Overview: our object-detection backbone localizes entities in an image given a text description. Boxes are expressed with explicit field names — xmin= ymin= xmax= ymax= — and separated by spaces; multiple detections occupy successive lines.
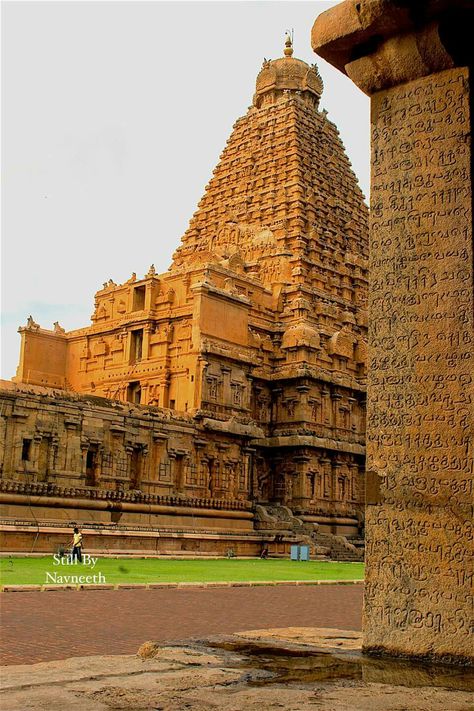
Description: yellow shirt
xmin=73 ymin=532 xmax=83 ymax=547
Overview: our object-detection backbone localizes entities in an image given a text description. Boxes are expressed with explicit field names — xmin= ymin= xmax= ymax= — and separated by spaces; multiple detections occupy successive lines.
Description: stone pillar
xmin=292 ymin=453 xmax=311 ymax=510
xmin=80 ymin=442 xmax=89 ymax=477
xmin=313 ymin=0 xmax=473 ymax=664
xmin=143 ymin=326 xmax=154 ymax=361
xmin=296 ymin=384 xmax=310 ymax=421
xmin=331 ymin=460 xmax=343 ymax=503
xmin=241 ymin=447 xmax=253 ymax=498
xmin=193 ymin=438 xmax=207 ymax=493
xmin=209 ymin=457 xmax=218 ymax=498
xmin=141 ymin=445 xmax=149 ymax=488
xmin=348 ymin=462 xmax=359 ymax=503
xmin=319 ymin=457 xmax=332 ymax=500
xmin=243 ymin=446 xmax=256 ymax=500
xmin=320 ymin=387 xmax=330 ymax=425
xmin=221 ymin=366 xmax=232 ymax=406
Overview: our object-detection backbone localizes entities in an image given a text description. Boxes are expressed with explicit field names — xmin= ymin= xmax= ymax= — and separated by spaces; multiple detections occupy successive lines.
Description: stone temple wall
xmin=0 ymin=380 xmax=364 ymax=555
xmin=0 ymin=382 xmax=260 ymax=555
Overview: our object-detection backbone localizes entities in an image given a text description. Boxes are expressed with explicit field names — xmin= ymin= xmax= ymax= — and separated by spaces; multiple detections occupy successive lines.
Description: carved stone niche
xmin=231 ymin=382 xmax=244 ymax=406
xmin=283 ymin=398 xmax=296 ymax=418
xmin=206 ymin=376 xmax=219 ymax=401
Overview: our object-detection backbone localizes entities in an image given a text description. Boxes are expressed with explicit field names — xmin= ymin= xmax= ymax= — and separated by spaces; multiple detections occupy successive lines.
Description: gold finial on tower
xmin=284 ymin=30 xmax=294 ymax=57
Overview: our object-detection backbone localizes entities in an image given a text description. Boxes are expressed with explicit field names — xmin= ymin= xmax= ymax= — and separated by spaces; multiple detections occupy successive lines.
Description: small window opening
xmin=85 ymin=447 xmax=98 ymax=487
xmin=21 ymin=439 xmax=32 ymax=461
xmin=169 ymin=399 xmax=176 ymax=410
xmin=127 ymin=381 xmax=141 ymax=404
xmin=132 ymin=285 xmax=146 ymax=311
xmin=129 ymin=447 xmax=142 ymax=489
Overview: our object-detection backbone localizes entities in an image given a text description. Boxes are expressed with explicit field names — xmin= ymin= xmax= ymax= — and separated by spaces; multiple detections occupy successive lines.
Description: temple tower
xmin=13 ymin=37 xmax=369 ymax=535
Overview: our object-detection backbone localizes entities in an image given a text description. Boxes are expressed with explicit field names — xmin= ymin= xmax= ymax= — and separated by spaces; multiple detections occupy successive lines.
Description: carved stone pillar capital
xmin=312 ymin=0 xmax=472 ymax=95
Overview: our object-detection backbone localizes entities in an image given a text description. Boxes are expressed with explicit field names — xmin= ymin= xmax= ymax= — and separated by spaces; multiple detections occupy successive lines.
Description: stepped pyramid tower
xmin=9 ymin=36 xmax=368 ymax=542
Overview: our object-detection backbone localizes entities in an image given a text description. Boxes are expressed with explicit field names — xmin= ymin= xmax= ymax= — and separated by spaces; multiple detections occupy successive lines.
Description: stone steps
xmin=312 ymin=532 xmax=364 ymax=563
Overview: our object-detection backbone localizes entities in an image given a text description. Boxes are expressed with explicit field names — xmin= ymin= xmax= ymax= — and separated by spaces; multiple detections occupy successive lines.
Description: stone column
xmin=296 ymin=384 xmax=310 ymax=421
xmin=331 ymin=459 xmax=343 ymax=504
xmin=319 ymin=457 xmax=332 ymax=500
xmin=80 ymin=442 xmax=89 ymax=477
xmin=292 ymin=453 xmax=311 ymax=510
xmin=221 ymin=366 xmax=232 ymax=406
xmin=313 ymin=1 xmax=473 ymax=664
xmin=143 ymin=325 xmax=154 ymax=361
xmin=208 ymin=458 xmax=217 ymax=498
xmin=193 ymin=438 xmax=207 ymax=493
xmin=348 ymin=462 xmax=359 ymax=503
xmin=241 ymin=447 xmax=253 ymax=498
xmin=320 ymin=387 xmax=330 ymax=425
xmin=141 ymin=445 xmax=149 ymax=489
xmin=243 ymin=446 xmax=256 ymax=500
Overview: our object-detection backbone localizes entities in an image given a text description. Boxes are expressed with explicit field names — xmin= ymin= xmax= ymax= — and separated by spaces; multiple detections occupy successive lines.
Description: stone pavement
xmin=2 ymin=627 xmax=472 ymax=711
xmin=0 ymin=584 xmax=363 ymax=665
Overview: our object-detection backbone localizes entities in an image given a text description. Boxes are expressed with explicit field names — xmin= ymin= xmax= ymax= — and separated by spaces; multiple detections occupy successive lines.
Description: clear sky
xmin=1 ymin=0 xmax=369 ymax=380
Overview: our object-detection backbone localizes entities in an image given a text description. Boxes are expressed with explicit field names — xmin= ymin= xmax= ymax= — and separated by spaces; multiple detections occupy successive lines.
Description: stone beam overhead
xmin=312 ymin=0 xmax=473 ymax=95
xmin=313 ymin=0 xmax=473 ymax=664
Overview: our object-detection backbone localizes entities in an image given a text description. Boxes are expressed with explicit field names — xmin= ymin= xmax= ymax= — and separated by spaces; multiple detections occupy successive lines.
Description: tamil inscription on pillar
xmin=365 ymin=67 xmax=473 ymax=662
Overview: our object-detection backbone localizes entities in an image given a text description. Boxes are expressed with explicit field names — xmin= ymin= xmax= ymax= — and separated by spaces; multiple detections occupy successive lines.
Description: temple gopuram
xmin=1 ymin=37 xmax=368 ymax=558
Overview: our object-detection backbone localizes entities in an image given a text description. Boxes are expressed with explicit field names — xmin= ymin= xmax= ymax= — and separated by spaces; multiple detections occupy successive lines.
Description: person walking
xmin=71 ymin=527 xmax=83 ymax=563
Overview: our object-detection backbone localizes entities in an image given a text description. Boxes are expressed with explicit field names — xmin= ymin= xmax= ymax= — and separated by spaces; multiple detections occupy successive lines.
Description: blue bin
xmin=290 ymin=544 xmax=310 ymax=561
xmin=300 ymin=545 xmax=310 ymax=561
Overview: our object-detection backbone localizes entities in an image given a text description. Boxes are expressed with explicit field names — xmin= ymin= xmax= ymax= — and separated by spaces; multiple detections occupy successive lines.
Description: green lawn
xmin=0 ymin=556 xmax=364 ymax=586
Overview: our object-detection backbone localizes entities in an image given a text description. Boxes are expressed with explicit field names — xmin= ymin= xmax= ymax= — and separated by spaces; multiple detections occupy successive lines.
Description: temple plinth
xmin=313 ymin=0 xmax=474 ymax=664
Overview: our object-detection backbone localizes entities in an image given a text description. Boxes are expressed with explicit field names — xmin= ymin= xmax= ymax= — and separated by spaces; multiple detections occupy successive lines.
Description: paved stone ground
xmin=2 ymin=627 xmax=472 ymax=711
xmin=0 ymin=584 xmax=363 ymax=665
